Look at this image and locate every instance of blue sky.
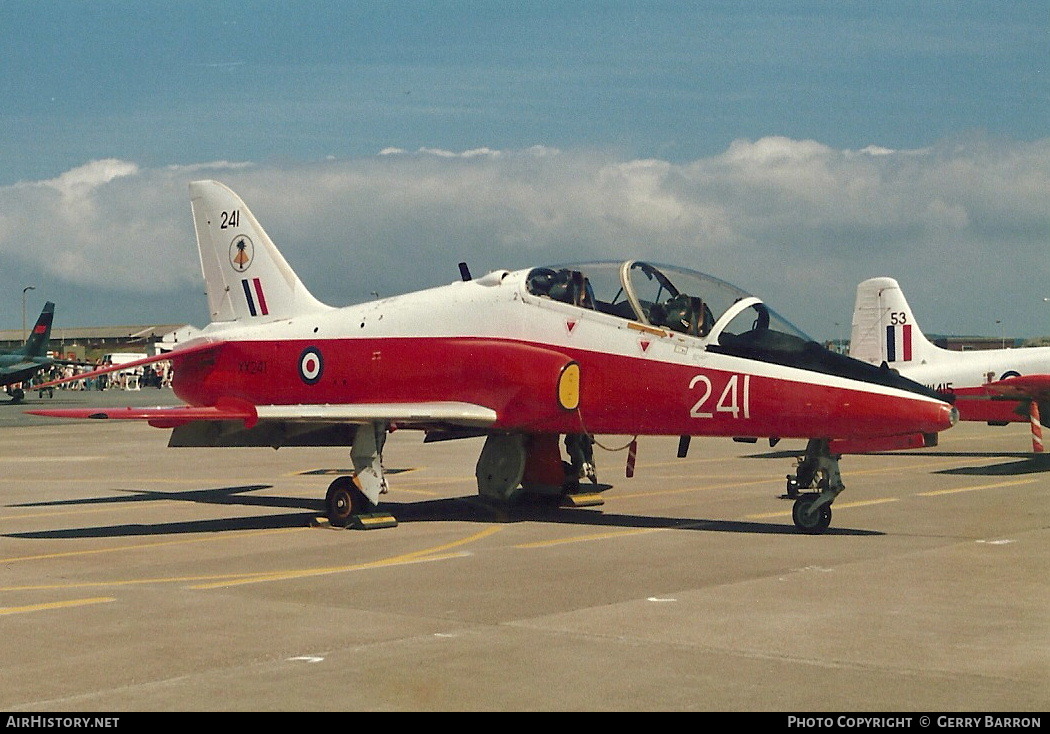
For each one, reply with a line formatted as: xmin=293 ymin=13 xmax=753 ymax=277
xmin=0 ymin=1 xmax=1047 ymax=339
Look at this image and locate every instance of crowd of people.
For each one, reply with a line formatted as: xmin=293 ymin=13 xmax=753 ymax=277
xmin=30 ymin=359 xmax=172 ymax=396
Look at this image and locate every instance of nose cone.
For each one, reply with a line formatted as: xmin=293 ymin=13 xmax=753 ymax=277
xmin=849 ymin=390 xmax=957 ymax=440
xmin=828 ymin=394 xmax=957 ymax=454
xmin=919 ymin=398 xmax=957 ymax=435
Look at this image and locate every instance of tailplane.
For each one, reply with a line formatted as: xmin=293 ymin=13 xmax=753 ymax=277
xmin=190 ymin=180 xmax=331 ymax=324
xmin=849 ymin=277 xmax=941 ymax=365
xmin=19 ymin=302 xmax=55 ymax=358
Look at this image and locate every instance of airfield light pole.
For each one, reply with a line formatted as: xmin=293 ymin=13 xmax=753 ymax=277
xmin=21 ymin=285 xmax=35 ymax=344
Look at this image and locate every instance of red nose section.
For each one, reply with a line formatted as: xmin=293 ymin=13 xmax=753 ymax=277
xmin=910 ymin=400 xmax=958 ymax=435
xmin=891 ymin=395 xmax=958 ymax=436
xmin=831 ymin=401 xmax=957 ymax=454
xmin=820 ymin=388 xmax=957 ymax=442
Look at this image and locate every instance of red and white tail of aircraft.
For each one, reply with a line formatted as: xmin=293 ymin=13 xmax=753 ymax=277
xmin=850 ymin=276 xmax=1050 ymax=452
xmin=30 ymin=181 xmax=957 ymax=534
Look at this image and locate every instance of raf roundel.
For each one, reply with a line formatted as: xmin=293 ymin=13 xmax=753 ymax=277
xmin=298 ymin=347 xmax=324 ymax=385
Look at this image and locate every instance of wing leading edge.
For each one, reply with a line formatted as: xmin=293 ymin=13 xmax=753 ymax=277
xmin=27 ymin=400 xmax=498 ymax=447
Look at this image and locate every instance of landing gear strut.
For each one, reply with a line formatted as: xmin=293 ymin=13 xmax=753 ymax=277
xmin=783 ymin=438 xmax=842 ymax=534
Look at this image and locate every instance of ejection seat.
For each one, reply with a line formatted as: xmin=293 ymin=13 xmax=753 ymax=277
xmin=532 ymin=268 xmax=594 ymax=309
xmin=648 ymin=293 xmax=713 ymax=337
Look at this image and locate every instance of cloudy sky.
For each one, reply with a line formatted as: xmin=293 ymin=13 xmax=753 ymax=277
xmin=0 ymin=1 xmax=1047 ymax=341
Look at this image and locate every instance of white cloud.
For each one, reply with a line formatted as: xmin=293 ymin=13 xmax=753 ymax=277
xmin=42 ymin=158 xmax=139 ymax=196
xmin=0 ymin=135 xmax=1047 ymax=338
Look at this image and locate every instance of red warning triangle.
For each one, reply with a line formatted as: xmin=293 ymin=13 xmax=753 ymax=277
xmin=639 ymin=340 xmax=651 ymax=352
xmin=566 ymin=320 xmax=577 ymax=334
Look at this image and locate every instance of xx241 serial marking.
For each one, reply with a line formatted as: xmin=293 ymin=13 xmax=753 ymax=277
xmin=689 ymin=374 xmax=751 ymax=419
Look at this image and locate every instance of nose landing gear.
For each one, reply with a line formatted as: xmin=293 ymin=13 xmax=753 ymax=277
xmin=782 ymin=438 xmax=842 ymax=534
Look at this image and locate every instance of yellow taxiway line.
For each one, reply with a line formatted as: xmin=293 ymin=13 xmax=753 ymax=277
xmin=0 ymin=597 xmax=116 ymax=616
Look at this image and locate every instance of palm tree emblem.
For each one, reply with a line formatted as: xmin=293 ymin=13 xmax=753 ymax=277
xmin=230 ymin=236 xmax=254 ymax=272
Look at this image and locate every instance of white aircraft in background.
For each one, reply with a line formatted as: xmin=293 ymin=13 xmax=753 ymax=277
xmin=850 ymin=276 xmax=1050 ymax=451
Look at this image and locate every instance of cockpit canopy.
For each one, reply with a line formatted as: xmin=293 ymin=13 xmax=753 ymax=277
xmin=523 ymin=260 xmax=947 ymax=403
xmin=525 ymin=260 xmax=812 ymax=344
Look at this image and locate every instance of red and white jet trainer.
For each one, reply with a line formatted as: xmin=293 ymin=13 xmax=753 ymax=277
xmin=31 ymin=181 xmax=956 ymax=534
xmin=851 ymin=276 xmax=1050 ymax=452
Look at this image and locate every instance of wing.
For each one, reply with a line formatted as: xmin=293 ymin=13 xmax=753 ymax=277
xmin=2 ymin=360 xmax=42 ymax=374
xmin=28 ymin=337 xmax=498 ymax=446
xmin=26 ymin=399 xmax=258 ymax=428
xmin=27 ymin=399 xmax=498 ymax=447
xmin=981 ymin=374 xmax=1050 ymax=403
xmin=50 ymin=358 xmax=97 ymax=367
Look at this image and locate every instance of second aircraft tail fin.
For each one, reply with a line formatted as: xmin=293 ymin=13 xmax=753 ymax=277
xmin=849 ymin=277 xmax=941 ymax=366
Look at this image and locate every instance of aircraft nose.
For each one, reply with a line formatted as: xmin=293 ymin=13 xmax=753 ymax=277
xmin=932 ymin=402 xmax=958 ymax=432
xmin=916 ymin=398 xmax=957 ymax=435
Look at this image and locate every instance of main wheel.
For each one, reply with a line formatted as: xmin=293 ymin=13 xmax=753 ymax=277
xmin=475 ymin=434 xmax=527 ymax=501
xmin=325 ymin=476 xmax=368 ymax=527
xmin=792 ymin=497 xmax=832 ymax=534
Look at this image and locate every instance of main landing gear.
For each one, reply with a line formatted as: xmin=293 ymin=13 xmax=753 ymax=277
xmin=323 ymin=423 xmax=398 ymax=529
xmin=321 ymin=427 xmax=604 ymax=531
xmin=475 ymin=433 xmax=605 ymax=507
xmin=782 ymin=438 xmax=843 ymax=534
